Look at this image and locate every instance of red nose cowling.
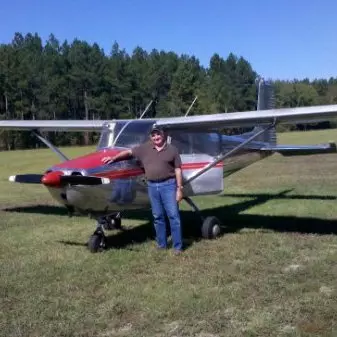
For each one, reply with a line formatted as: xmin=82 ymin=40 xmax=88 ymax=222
xmin=41 ymin=171 xmax=64 ymax=187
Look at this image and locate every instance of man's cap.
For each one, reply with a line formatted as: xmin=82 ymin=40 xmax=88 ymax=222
xmin=150 ymin=124 xmax=164 ymax=134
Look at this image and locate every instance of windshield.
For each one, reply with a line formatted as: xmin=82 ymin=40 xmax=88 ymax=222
xmin=97 ymin=120 xmax=155 ymax=149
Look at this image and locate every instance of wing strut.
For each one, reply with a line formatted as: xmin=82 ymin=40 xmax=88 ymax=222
xmin=185 ymin=96 xmax=198 ymax=117
xmin=139 ymin=100 xmax=154 ymax=119
xmin=32 ymin=130 xmax=69 ymax=161
xmin=184 ymin=121 xmax=276 ymax=185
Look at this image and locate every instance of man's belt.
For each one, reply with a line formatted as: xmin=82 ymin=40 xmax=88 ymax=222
xmin=147 ymin=177 xmax=174 ymax=183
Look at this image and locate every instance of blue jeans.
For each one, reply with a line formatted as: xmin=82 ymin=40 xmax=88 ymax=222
xmin=147 ymin=178 xmax=183 ymax=251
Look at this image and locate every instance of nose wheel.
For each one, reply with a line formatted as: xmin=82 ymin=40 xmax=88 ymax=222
xmin=88 ymin=230 xmax=106 ymax=253
xmin=87 ymin=213 xmax=122 ymax=253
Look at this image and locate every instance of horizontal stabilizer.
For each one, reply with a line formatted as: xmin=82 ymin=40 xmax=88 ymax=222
xmin=260 ymin=142 xmax=337 ymax=156
xmin=9 ymin=174 xmax=43 ymax=184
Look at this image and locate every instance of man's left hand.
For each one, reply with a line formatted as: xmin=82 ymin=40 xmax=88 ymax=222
xmin=176 ymin=188 xmax=183 ymax=202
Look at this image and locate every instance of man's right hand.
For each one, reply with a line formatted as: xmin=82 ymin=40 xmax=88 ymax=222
xmin=101 ymin=156 xmax=115 ymax=165
xmin=102 ymin=149 xmax=132 ymax=165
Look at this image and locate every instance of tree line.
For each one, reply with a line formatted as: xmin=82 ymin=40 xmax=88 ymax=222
xmin=1 ymin=32 xmax=336 ymax=150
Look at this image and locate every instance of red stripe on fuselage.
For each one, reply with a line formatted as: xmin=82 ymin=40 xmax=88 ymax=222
xmin=97 ymin=168 xmax=144 ymax=179
xmin=182 ymin=162 xmax=223 ymax=170
xmin=94 ymin=162 xmax=223 ymax=179
xmin=51 ymin=148 xmax=223 ymax=179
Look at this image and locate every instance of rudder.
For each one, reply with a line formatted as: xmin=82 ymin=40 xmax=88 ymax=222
xmin=253 ymin=78 xmax=277 ymax=145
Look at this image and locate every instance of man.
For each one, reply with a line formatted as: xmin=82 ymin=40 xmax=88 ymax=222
xmin=102 ymin=125 xmax=184 ymax=254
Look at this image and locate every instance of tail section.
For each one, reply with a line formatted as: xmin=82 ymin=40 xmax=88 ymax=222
xmin=256 ymin=79 xmax=337 ymax=156
xmin=253 ymin=78 xmax=277 ymax=145
xmin=256 ymin=78 xmax=275 ymax=111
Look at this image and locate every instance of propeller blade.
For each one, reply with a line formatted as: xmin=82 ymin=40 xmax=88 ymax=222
xmin=9 ymin=174 xmax=43 ymax=184
xmin=41 ymin=171 xmax=111 ymax=187
xmin=60 ymin=175 xmax=111 ymax=186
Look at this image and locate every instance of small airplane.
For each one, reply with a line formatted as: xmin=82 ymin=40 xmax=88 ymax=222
xmin=1 ymin=79 xmax=337 ymax=252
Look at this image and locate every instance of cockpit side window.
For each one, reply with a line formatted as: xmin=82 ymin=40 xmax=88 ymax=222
xmin=169 ymin=131 xmax=192 ymax=154
xmin=169 ymin=130 xmax=221 ymax=156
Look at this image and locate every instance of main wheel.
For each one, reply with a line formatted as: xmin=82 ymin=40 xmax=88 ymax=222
xmin=88 ymin=233 xmax=106 ymax=253
xmin=201 ymin=216 xmax=222 ymax=239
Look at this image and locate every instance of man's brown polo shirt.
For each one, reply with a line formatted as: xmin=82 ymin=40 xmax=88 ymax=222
xmin=132 ymin=141 xmax=182 ymax=181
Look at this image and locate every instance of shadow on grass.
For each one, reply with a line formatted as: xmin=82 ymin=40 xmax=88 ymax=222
xmin=3 ymin=189 xmax=337 ymax=251
xmin=3 ymin=204 xmax=69 ymax=216
xmin=222 ymin=190 xmax=337 ymax=201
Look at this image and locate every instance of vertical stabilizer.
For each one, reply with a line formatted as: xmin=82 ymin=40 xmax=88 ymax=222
xmin=253 ymin=78 xmax=277 ymax=145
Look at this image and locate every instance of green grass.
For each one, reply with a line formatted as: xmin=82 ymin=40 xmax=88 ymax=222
xmin=1 ymin=129 xmax=337 ymax=337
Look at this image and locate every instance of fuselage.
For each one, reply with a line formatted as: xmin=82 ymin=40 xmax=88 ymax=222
xmin=41 ymin=120 xmax=273 ymax=216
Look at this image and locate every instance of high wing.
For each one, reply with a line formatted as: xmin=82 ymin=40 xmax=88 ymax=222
xmin=0 ymin=120 xmax=106 ymax=131
xmin=1 ymin=104 xmax=337 ymax=132
xmin=156 ymin=104 xmax=337 ymax=131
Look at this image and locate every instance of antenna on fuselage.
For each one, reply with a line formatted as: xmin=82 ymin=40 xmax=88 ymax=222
xmin=111 ymin=100 xmax=154 ymax=147
xmin=185 ymin=96 xmax=198 ymax=117
xmin=139 ymin=100 xmax=154 ymax=119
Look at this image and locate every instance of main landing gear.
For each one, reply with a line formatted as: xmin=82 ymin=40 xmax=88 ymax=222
xmin=87 ymin=198 xmax=222 ymax=253
xmin=87 ymin=212 xmax=122 ymax=253
xmin=184 ymin=197 xmax=223 ymax=239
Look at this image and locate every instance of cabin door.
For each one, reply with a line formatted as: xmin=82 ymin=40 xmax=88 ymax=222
xmin=168 ymin=131 xmax=224 ymax=196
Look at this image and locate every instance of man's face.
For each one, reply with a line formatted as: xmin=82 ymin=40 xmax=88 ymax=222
xmin=150 ymin=131 xmax=165 ymax=147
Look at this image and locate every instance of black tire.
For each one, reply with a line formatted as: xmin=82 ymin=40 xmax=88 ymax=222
xmin=88 ymin=233 xmax=105 ymax=253
xmin=201 ymin=216 xmax=222 ymax=239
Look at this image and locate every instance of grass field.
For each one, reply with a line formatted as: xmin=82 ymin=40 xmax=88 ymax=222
xmin=1 ymin=129 xmax=337 ymax=337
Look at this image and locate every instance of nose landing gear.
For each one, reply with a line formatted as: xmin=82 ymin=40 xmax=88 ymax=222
xmin=87 ymin=212 xmax=122 ymax=253
xmin=88 ymin=230 xmax=106 ymax=253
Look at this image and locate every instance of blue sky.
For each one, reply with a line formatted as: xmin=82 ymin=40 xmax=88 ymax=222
xmin=1 ymin=0 xmax=336 ymax=80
